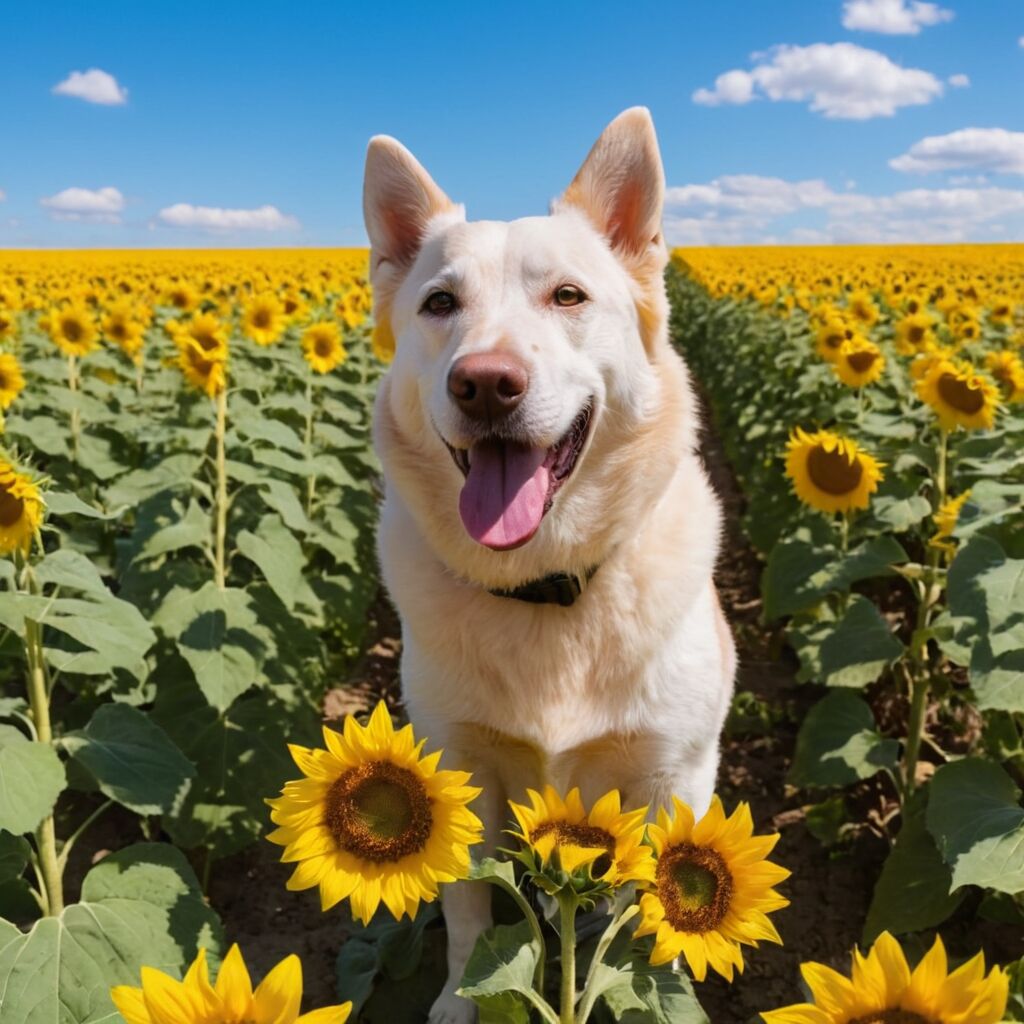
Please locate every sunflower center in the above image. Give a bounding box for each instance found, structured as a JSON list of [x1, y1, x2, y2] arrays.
[[656, 843, 733, 933], [192, 331, 220, 352], [325, 760, 433, 863], [284, 298, 298, 314], [0, 373, 6, 390], [0, 486, 26, 528], [848, 1012, 935, 1024], [110, 322, 126, 339], [253, 309, 272, 329], [315, 337, 334, 357], [846, 350, 878, 373], [62, 318, 83, 342], [806, 445, 864, 495], [907, 324, 925, 344], [824, 330, 844, 349], [937, 372, 984, 414]]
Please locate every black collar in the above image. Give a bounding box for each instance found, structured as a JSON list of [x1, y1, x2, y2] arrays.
[[488, 565, 600, 607]]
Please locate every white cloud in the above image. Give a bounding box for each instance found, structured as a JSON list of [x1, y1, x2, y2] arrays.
[[1018, 35, 1024, 48], [0, 189, 5, 203], [692, 42, 944, 119], [890, 128, 1024, 175], [948, 73, 970, 88], [52, 68, 127, 106], [842, 0, 953, 35], [40, 186, 125, 223], [664, 173, 1024, 244], [157, 203, 300, 231]]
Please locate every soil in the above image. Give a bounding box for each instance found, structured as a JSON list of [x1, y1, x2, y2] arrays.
[[199, 402, 1021, 1023]]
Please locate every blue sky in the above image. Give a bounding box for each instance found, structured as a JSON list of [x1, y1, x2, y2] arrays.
[[2, 0, 1023, 248]]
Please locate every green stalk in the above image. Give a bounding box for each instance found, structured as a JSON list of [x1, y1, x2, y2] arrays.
[[304, 371, 317, 518], [23, 609, 63, 915], [213, 387, 228, 589], [557, 890, 578, 1024], [902, 428, 949, 802], [67, 355, 80, 463], [576, 904, 639, 1023]]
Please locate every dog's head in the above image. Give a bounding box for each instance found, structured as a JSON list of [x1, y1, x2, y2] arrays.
[[364, 108, 691, 585]]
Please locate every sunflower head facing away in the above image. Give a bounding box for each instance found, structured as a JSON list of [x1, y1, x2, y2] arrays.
[[266, 701, 483, 924], [761, 931, 1008, 1024], [634, 796, 789, 982], [110, 943, 351, 1024], [785, 428, 884, 515], [916, 357, 1000, 431], [508, 786, 655, 891], [984, 350, 1024, 403], [0, 459, 44, 557], [301, 321, 347, 374]]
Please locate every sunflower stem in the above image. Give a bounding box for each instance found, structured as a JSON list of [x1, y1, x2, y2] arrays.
[[577, 903, 639, 1023], [557, 889, 579, 1024], [305, 371, 317, 518], [66, 354, 80, 463], [22, 571, 63, 916], [213, 386, 228, 589]]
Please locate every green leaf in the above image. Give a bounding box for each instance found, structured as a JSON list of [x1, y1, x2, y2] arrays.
[[863, 791, 965, 943], [458, 920, 551, 1021], [970, 643, 1024, 714], [599, 953, 708, 1023], [926, 758, 1024, 895], [234, 414, 306, 453], [236, 514, 306, 611], [259, 479, 313, 534], [789, 691, 898, 788], [34, 548, 109, 596], [0, 830, 30, 882], [948, 537, 1024, 658], [106, 452, 204, 506], [871, 494, 932, 531], [43, 491, 126, 521], [0, 724, 66, 835], [763, 535, 907, 619], [60, 703, 194, 815], [817, 596, 904, 688], [169, 582, 271, 710], [0, 842, 223, 1024], [135, 499, 210, 561]]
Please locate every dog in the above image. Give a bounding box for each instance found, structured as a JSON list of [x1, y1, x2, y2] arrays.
[[363, 107, 735, 1024]]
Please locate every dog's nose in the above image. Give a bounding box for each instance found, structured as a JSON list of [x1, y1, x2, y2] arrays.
[[447, 352, 529, 421]]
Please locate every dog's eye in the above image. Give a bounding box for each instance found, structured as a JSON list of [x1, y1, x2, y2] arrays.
[[554, 284, 587, 307], [422, 290, 458, 316]]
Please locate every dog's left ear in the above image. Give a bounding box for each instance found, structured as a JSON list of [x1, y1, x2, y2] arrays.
[[557, 108, 669, 351], [558, 107, 665, 260]]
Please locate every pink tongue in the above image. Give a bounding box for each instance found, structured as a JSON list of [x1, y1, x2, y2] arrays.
[[459, 440, 551, 549]]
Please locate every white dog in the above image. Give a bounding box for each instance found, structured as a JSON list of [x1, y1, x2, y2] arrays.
[[363, 108, 735, 1023]]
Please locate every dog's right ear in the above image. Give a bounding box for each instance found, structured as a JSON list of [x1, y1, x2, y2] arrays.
[[363, 137, 461, 357]]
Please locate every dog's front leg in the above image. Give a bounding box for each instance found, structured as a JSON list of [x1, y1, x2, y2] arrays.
[[429, 769, 505, 1024]]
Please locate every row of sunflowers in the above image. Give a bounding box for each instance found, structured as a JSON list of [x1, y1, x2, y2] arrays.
[[667, 244, 1024, 1021]]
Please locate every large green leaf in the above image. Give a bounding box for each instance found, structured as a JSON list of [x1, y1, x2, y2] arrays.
[[817, 596, 904, 688], [34, 548, 109, 597], [161, 582, 271, 710], [762, 535, 907, 620], [863, 791, 964, 943], [948, 536, 1024, 658], [598, 950, 708, 1024], [60, 703, 195, 815], [236, 514, 306, 611], [0, 843, 223, 1024], [926, 758, 1024, 895], [0, 724, 66, 835], [789, 692, 898, 789], [135, 499, 211, 562]]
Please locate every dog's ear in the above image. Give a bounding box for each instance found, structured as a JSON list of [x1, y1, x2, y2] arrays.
[[363, 137, 462, 353], [557, 108, 669, 352], [557, 107, 665, 260]]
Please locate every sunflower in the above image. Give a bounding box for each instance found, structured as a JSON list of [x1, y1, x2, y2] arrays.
[[634, 796, 788, 982], [301, 321, 347, 374], [0, 460, 44, 556], [243, 291, 287, 346], [815, 318, 855, 363], [102, 302, 146, 359], [761, 931, 1008, 1024], [846, 289, 879, 327], [47, 303, 99, 357], [337, 286, 372, 329], [916, 357, 1000, 431], [371, 317, 395, 363], [508, 786, 655, 886], [163, 281, 200, 313], [894, 313, 936, 357], [785, 428, 884, 514], [0, 353, 26, 410], [0, 307, 16, 341], [266, 701, 483, 924], [110, 944, 351, 1024], [177, 339, 227, 397], [832, 337, 884, 389], [984, 350, 1024, 402], [930, 490, 972, 555], [987, 296, 1015, 326]]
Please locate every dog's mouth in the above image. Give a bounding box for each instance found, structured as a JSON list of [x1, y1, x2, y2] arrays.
[[443, 401, 594, 551]]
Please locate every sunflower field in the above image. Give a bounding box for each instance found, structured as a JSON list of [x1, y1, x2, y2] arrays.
[[0, 244, 1021, 1024], [668, 244, 1024, 1019]]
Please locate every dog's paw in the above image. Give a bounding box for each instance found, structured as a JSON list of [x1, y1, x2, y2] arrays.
[[428, 986, 477, 1024]]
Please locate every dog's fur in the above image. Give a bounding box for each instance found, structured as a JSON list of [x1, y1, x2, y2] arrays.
[[363, 108, 735, 1023]]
